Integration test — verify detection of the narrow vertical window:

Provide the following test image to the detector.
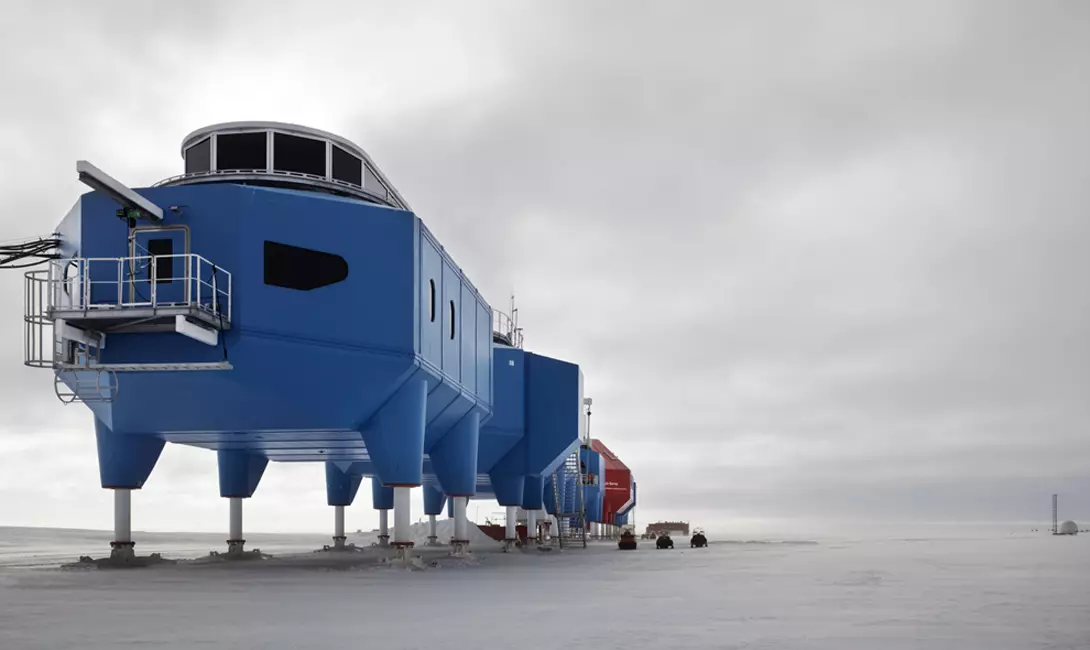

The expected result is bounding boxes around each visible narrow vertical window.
[429,280,436,322]
[449,300,456,339]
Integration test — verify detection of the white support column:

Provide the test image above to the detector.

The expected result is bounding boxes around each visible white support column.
[526,510,538,545]
[392,487,412,558]
[378,509,390,547]
[451,497,469,555]
[427,514,438,546]
[110,488,135,561]
[227,497,245,554]
[504,505,518,552]
[333,505,346,549]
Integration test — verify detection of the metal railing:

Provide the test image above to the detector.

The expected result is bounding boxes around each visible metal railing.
[24,254,232,369]
[492,308,524,348]
[154,168,404,209]
[38,254,231,320]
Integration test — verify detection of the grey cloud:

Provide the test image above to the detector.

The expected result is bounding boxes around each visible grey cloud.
[0,0,1087,532]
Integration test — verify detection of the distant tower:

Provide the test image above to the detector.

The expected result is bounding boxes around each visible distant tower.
[1052,494,1059,535]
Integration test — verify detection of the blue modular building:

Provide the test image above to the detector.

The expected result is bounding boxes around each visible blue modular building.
[15,120,618,559]
[23,122,498,557]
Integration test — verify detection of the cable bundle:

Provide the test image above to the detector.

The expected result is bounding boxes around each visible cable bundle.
[0,236,61,268]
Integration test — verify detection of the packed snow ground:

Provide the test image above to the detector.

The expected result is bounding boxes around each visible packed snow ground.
[0,526,1086,649]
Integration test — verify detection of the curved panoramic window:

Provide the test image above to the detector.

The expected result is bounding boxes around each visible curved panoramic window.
[263,241,348,291]
[274,133,326,176]
[364,164,388,198]
[217,132,267,170]
[184,137,211,174]
[449,300,456,339]
[429,280,436,322]
[331,144,362,186]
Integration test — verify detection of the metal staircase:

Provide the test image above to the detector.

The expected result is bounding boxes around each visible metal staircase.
[550,450,587,549]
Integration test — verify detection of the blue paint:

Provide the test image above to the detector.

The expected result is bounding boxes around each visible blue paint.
[95,419,164,489]
[371,476,394,510]
[423,483,446,516]
[581,447,603,522]
[486,348,582,480]
[359,375,428,486]
[522,475,545,510]
[427,410,479,496]
[488,472,524,507]
[59,175,492,490]
[325,462,363,506]
[217,449,268,498]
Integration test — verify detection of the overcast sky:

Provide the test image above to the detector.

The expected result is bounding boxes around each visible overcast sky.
[0,1,1087,536]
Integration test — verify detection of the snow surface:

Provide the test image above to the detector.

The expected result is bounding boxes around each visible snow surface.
[351,518,501,548]
[0,526,1087,649]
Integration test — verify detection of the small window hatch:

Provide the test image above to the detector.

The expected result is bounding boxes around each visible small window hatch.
[429,280,436,322]
[449,300,456,340]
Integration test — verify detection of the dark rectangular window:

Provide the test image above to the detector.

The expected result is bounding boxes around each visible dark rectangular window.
[264,241,348,291]
[331,145,363,185]
[274,133,326,176]
[147,238,173,284]
[216,132,267,170]
[184,138,211,174]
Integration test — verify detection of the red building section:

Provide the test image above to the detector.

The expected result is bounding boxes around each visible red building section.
[590,438,631,526]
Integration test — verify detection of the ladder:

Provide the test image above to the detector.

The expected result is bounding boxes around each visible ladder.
[51,319,117,403]
[550,450,587,549]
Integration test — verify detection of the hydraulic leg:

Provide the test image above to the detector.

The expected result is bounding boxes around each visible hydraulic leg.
[392,486,413,559]
[451,497,470,555]
[227,497,245,554]
[378,510,390,548]
[503,505,518,552]
[333,505,346,550]
[110,488,135,561]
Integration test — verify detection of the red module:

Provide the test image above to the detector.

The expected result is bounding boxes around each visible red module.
[589,438,631,526]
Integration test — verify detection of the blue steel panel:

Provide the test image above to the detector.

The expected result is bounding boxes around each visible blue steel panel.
[68,181,494,488]
[584,485,602,522]
[218,449,268,498]
[427,411,480,496]
[418,235,443,367]
[488,472,524,506]
[526,352,581,475]
[484,347,524,437]
[423,484,446,515]
[522,475,545,510]
[476,345,524,475]
[441,262,460,380]
[459,284,476,391]
[326,462,363,506]
[476,304,491,399]
[94,419,165,489]
[237,187,415,353]
[360,375,427,486]
[371,476,394,510]
[491,351,580,478]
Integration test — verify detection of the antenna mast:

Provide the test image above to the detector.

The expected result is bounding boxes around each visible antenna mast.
[1052,494,1059,535]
